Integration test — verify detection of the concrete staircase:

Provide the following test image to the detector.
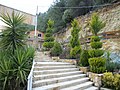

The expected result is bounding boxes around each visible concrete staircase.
[32,52,98,90]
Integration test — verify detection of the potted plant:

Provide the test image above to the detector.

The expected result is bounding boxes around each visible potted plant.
[88,13,106,87]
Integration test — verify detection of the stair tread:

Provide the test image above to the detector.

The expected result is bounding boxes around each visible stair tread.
[84,86,98,90]
[33,78,90,90]
[33,74,87,84]
[33,68,79,72]
[35,62,72,64]
[61,81,93,90]
[34,71,83,77]
[34,65,76,68]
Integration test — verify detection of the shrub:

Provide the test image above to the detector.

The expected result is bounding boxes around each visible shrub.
[88,49,104,58]
[79,50,89,66]
[91,36,100,42]
[102,72,114,88]
[89,57,106,73]
[43,42,54,49]
[44,37,54,42]
[45,33,51,37]
[90,42,102,49]
[43,19,54,50]
[102,72,120,90]
[50,42,62,56]
[113,74,120,90]
[70,46,81,59]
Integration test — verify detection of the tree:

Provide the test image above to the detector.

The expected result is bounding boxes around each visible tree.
[62,9,73,23]
[70,19,81,59]
[43,19,55,50]
[88,13,106,73]
[89,13,105,36]
[0,11,27,54]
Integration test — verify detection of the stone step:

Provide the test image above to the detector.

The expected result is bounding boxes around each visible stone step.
[33,68,79,75]
[33,74,87,87]
[61,81,94,90]
[34,62,72,66]
[33,78,90,90]
[34,65,76,70]
[33,71,83,80]
[84,86,98,90]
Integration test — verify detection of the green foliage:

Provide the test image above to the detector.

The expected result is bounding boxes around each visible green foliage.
[89,57,106,73]
[43,42,54,49]
[88,49,104,58]
[62,9,73,23]
[113,74,120,90]
[70,19,80,48]
[44,37,54,42]
[90,42,102,49]
[91,36,100,42]
[102,72,114,88]
[102,72,120,90]
[37,0,114,33]
[0,47,35,90]
[89,13,105,36]
[70,46,81,59]
[80,50,89,67]
[0,12,35,90]
[0,11,27,54]
[50,42,62,56]
[43,19,54,50]
[45,33,52,37]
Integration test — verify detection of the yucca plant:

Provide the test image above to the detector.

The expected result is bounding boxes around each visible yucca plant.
[11,47,35,90]
[0,11,27,54]
[0,51,13,90]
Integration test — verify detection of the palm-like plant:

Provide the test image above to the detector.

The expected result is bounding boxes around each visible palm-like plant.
[89,13,105,36]
[11,47,35,90]
[0,11,27,54]
[0,51,13,90]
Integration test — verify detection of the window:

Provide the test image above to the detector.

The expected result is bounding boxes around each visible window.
[38,34,41,37]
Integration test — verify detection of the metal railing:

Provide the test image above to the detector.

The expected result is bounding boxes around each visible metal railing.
[27,60,35,90]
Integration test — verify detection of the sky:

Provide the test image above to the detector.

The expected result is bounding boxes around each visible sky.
[0,0,54,15]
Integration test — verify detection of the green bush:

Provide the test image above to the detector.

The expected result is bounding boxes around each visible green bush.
[45,33,52,37]
[43,42,54,49]
[113,74,120,90]
[91,36,100,42]
[70,46,81,59]
[44,37,54,42]
[89,57,106,73]
[102,72,114,88]
[88,49,104,58]
[50,42,62,56]
[80,50,89,66]
[102,72,120,90]
[90,42,102,49]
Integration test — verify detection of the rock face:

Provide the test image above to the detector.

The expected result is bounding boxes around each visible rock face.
[54,3,120,41]
[54,3,120,53]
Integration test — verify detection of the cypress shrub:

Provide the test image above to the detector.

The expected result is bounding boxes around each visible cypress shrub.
[89,13,106,73]
[80,50,89,66]
[50,42,62,56]
[43,20,54,50]
[70,19,81,59]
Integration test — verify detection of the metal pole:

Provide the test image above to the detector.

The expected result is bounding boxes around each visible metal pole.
[35,6,38,37]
